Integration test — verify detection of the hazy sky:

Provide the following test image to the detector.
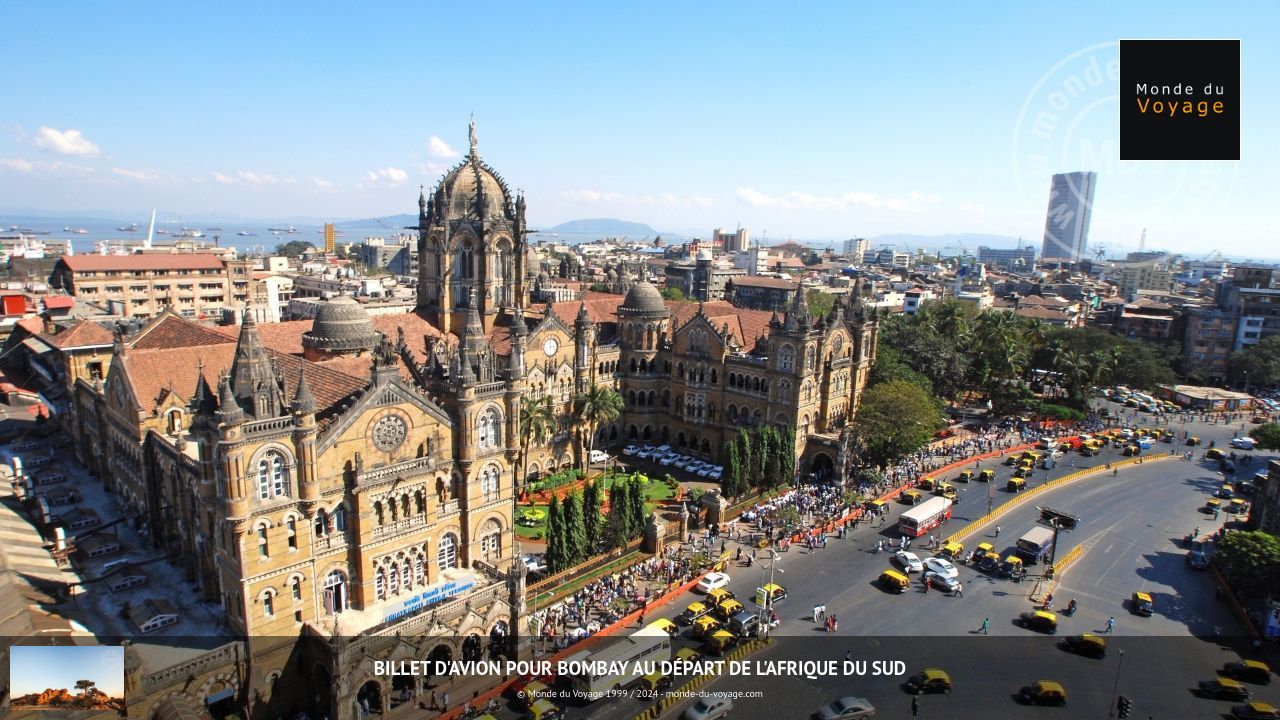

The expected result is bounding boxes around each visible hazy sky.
[9,645,125,698]
[1,2,1276,256]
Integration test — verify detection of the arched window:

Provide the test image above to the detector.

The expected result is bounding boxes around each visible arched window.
[257,524,269,558]
[334,505,347,531]
[481,465,500,501]
[323,570,347,613]
[256,452,289,500]
[778,345,795,372]
[805,345,816,370]
[291,576,302,600]
[438,533,459,571]
[458,241,474,280]
[414,555,425,585]
[314,508,329,537]
[388,564,400,595]
[480,519,502,560]
[167,409,182,434]
[286,516,297,549]
[375,568,387,600]
[477,407,501,450]
[262,590,275,618]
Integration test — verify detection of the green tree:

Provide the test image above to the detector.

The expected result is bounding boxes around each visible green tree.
[723,439,743,500]
[574,384,625,471]
[660,286,686,301]
[75,680,95,696]
[1249,422,1280,451]
[545,495,566,573]
[779,426,796,485]
[604,481,630,549]
[562,490,587,566]
[750,427,769,487]
[1230,335,1280,388]
[738,429,754,494]
[762,425,782,487]
[852,379,945,469]
[274,240,315,257]
[517,394,556,490]
[806,289,835,318]
[582,481,603,554]
[1214,530,1280,599]
[626,475,646,538]
[869,345,936,396]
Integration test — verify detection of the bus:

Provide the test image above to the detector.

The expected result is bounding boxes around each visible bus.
[897,496,953,538]
[568,624,671,701]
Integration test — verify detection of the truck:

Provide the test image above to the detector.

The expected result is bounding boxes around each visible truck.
[1015,526,1055,564]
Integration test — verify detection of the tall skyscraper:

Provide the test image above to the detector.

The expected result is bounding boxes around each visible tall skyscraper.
[713,227,750,253]
[1040,171,1096,263]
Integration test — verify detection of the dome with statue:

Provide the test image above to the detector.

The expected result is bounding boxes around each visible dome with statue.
[427,119,515,224]
[303,296,378,355]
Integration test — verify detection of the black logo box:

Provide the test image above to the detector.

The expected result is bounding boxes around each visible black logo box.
[1120,39,1240,160]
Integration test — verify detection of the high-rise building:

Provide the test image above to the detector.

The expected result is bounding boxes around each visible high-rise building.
[843,238,870,263]
[713,227,750,253]
[1040,171,1096,263]
[977,245,1037,271]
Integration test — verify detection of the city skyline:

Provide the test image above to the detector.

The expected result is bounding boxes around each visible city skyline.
[0,2,1275,256]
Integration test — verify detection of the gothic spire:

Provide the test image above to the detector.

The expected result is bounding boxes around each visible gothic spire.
[229,310,286,419]
[291,359,316,415]
[217,374,244,427]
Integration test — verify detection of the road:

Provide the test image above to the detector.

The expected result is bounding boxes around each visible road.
[496,405,1274,719]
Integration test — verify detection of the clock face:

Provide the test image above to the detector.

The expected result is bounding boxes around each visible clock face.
[372,415,408,451]
[543,337,559,357]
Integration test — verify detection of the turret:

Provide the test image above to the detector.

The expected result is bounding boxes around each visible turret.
[217,375,244,428]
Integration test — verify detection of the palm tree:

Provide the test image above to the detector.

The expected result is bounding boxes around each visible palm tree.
[517,394,555,491]
[930,300,972,344]
[573,384,624,473]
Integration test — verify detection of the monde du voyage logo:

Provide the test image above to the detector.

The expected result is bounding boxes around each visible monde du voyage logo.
[1120,39,1240,160]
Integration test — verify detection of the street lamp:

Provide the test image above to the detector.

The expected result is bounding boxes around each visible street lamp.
[1108,648,1126,719]
[757,550,782,637]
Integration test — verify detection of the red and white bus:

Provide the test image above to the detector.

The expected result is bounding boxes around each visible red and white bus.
[898,496,953,538]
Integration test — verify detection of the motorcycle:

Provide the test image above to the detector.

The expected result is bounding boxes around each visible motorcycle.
[1065,600,1078,616]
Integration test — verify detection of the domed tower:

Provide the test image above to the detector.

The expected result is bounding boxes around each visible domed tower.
[417,119,526,333]
[618,280,670,432]
[302,296,379,360]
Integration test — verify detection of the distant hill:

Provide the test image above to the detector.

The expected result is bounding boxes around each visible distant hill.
[336,214,416,229]
[545,218,659,236]
[871,233,1026,251]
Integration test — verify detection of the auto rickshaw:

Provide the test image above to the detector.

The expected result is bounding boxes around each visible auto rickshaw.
[867,499,887,516]
[977,551,1001,573]
[756,583,787,607]
[681,601,711,623]
[978,469,996,482]
[1229,498,1249,514]
[647,618,680,636]
[1187,436,1201,446]
[1161,431,1175,443]
[1004,454,1021,466]
[705,628,740,655]
[1203,499,1223,514]
[675,646,702,664]
[939,540,964,560]
[957,469,974,483]
[1123,444,1141,456]
[714,598,745,622]
[1206,447,1226,460]
[936,483,958,500]
[1222,659,1272,684]
[918,477,937,492]
[1001,554,1025,579]
[901,489,923,505]
[1060,633,1106,658]
[1217,484,1235,499]
[525,699,564,720]
[1131,591,1154,616]
[879,568,910,593]
[635,671,673,693]
[689,614,722,639]
[1012,466,1032,479]
[706,587,735,606]
[519,682,551,710]
[1007,477,1027,492]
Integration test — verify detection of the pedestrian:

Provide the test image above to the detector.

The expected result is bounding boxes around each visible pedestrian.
[955,582,963,598]
[813,605,821,623]
[980,617,989,634]
[430,691,438,711]
[995,525,1001,538]
[819,605,827,622]
[442,692,450,713]
[1105,616,1115,633]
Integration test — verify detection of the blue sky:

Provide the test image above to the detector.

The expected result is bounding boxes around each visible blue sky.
[0,2,1276,256]
[9,645,125,697]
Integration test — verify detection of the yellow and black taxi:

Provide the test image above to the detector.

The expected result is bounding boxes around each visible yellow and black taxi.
[756,583,788,605]
[902,668,952,695]
[1206,447,1226,460]
[1223,660,1273,685]
[1018,680,1067,706]
[1007,477,1028,491]
[706,587,735,607]
[689,614,722,640]
[1204,499,1223,514]
[1161,430,1176,443]
[680,601,712,624]
[978,469,996,482]
[1218,484,1236,499]
[713,598,745,622]
[518,681,552,710]
[1131,591,1154,617]
[675,646,702,664]
[1230,701,1280,720]
[1059,633,1106,658]
[976,549,1001,573]
[901,489,923,505]
[879,568,911,593]
[936,482,958,500]
[1230,498,1249,514]
[1187,436,1202,446]
[525,699,565,720]
[939,540,964,560]
[918,477,938,492]
[1004,453,1022,467]
[704,628,740,655]
[1123,444,1141,456]
[957,469,974,483]
[635,670,673,693]
[1198,676,1252,701]
[647,618,680,636]
[1017,610,1058,634]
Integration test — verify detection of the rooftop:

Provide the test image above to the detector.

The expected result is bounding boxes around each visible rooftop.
[59,253,225,272]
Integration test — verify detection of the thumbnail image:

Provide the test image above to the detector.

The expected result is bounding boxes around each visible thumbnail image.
[6,645,124,719]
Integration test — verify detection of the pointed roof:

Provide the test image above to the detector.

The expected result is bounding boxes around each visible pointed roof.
[291,360,316,414]
[43,320,114,350]
[228,311,285,418]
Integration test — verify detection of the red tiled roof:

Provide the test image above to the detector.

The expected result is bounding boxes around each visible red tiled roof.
[44,320,114,349]
[16,317,43,334]
[129,313,235,350]
[732,276,796,290]
[212,319,310,354]
[43,296,75,310]
[668,300,773,349]
[60,253,225,272]
[1015,305,1070,321]
[545,292,626,325]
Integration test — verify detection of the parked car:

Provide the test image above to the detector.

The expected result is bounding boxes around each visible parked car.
[1199,677,1253,701]
[589,450,609,464]
[622,445,640,456]
[683,696,733,720]
[814,696,877,720]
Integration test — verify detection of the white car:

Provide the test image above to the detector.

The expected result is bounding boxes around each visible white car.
[1230,437,1256,450]
[636,448,654,460]
[673,456,691,469]
[696,572,731,593]
[698,465,716,478]
[683,696,733,720]
[622,445,639,456]
[814,696,877,720]
[659,454,679,466]
[923,557,958,579]
[589,450,609,464]
[656,444,672,454]
[709,467,723,480]
[686,461,706,473]
[894,551,923,573]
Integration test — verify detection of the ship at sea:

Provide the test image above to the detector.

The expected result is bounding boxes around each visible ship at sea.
[237,231,257,236]
[116,223,139,232]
